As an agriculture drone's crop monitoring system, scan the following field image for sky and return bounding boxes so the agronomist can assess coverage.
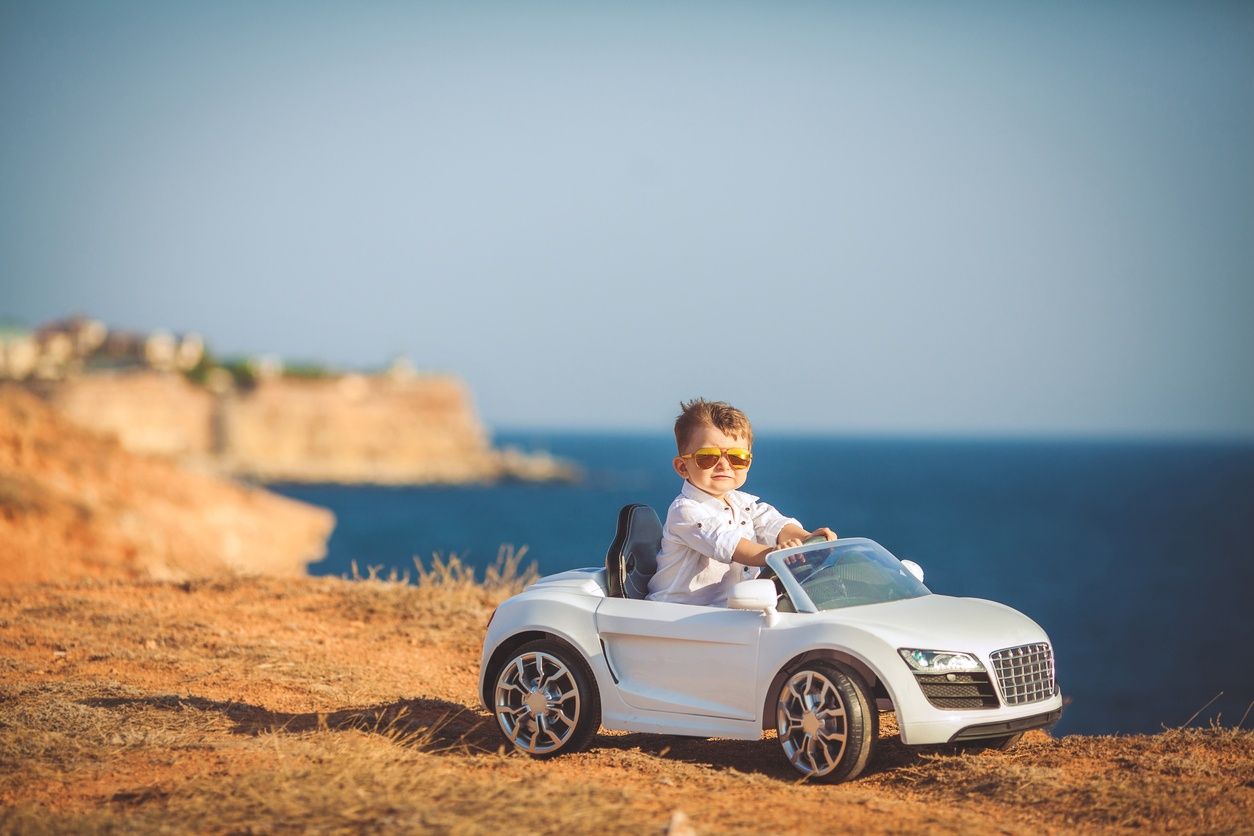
[2,1,1252,437]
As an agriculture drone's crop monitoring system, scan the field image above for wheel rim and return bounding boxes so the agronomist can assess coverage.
[494,650,582,754]
[776,669,849,777]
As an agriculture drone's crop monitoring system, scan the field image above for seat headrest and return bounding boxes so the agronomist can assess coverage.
[605,504,662,599]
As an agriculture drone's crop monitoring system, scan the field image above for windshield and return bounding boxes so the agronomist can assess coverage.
[767,538,930,612]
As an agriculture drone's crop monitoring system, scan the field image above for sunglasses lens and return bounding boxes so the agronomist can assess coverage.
[726,449,752,469]
[692,452,722,469]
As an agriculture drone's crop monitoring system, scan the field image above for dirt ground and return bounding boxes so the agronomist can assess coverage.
[2,573,1250,834]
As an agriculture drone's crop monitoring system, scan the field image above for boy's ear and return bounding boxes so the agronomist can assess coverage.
[672,456,688,478]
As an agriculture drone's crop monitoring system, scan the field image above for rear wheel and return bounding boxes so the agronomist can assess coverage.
[775,662,877,783]
[492,639,600,758]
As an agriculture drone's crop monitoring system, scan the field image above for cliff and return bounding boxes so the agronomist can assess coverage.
[33,370,573,484]
[0,385,334,583]
[216,374,507,484]
[32,369,215,460]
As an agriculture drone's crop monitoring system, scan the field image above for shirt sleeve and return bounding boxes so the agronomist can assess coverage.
[751,500,803,546]
[666,501,745,565]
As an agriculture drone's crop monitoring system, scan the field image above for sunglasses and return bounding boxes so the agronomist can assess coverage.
[679,446,753,470]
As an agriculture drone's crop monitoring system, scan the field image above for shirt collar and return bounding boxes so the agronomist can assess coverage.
[680,479,759,507]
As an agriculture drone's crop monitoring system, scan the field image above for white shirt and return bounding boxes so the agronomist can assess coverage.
[646,480,802,607]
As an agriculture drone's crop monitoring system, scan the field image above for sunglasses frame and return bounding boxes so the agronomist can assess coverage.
[679,446,754,470]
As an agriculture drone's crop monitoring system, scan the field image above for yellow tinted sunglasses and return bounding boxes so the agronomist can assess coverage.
[679,446,753,470]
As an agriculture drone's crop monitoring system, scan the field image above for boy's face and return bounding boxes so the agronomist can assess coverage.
[673,425,751,500]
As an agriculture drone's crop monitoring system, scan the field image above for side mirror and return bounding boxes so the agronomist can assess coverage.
[728,579,780,627]
[901,559,924,583]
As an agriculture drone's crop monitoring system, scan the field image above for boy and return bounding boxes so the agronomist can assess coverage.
[646,398,836,607]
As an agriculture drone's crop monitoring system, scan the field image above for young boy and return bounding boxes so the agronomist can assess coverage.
[646,398,836,607]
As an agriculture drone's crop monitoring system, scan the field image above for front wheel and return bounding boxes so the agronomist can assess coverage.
[492,639,600,758]
[775,662,877,783]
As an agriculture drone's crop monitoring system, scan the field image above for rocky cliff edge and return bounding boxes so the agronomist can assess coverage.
[0,385,334,583]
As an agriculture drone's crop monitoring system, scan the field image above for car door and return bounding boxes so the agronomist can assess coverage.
[594,597,762,721]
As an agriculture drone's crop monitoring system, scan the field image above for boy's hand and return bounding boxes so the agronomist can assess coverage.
[812,527,838,542]
[776,541,805,567]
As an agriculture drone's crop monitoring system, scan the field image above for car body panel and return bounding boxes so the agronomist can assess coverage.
[596,597,762,720]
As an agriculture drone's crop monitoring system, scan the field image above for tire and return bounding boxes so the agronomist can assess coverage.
[775,661,877,783]
[492,639,600,758]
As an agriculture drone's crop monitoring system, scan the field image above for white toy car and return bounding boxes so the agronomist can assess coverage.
[479,505,1062,782]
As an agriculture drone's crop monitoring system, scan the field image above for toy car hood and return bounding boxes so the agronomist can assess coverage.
[813,593,1049,653]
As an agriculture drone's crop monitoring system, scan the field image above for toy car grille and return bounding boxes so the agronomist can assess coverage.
[990,643,1056,706]
[913,672,999,710]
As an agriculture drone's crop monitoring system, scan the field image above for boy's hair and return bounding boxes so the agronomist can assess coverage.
[674,398,754,452]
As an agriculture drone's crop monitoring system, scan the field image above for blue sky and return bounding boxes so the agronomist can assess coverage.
[3,1,1252,437]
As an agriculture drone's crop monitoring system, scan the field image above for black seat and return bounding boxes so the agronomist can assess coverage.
[605,504,662,599]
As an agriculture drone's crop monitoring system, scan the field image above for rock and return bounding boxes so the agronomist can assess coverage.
[665,810,696,836]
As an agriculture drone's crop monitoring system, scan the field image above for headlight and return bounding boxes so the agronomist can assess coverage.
[898,648,985,673]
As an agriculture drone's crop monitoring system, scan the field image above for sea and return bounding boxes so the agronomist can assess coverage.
[270,433,1254,737]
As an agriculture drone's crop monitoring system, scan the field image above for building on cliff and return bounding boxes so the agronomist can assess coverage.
[0,316,206,380]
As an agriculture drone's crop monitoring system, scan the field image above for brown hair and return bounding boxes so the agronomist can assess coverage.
[674,398,753,452]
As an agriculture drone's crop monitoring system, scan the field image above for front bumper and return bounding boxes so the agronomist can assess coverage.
[894,691,1065,745]
[949,706,1063,742]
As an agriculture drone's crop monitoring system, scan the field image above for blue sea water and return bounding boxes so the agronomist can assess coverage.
[271,433,1254,737]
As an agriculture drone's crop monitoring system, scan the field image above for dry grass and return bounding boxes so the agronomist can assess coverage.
[1,567,1251,834]
[345,544,535,589]
[879,724,1254,831]
[0,696,627,834]
[329,547,538,638]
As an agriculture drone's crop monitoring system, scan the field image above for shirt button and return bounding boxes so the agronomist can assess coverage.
[740,520,746,525]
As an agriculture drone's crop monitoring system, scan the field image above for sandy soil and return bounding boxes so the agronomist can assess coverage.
[2,574,1250,834]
